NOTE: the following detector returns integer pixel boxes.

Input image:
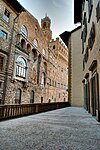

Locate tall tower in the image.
[41,14,52,42]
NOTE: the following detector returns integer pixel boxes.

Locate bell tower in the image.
[41,14,52,42]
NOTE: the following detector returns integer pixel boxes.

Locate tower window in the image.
[53,45,55,49]
[43,22,46,29]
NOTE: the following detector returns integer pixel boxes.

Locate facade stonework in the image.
[0,0,68,104]
[81,0,100,121]
[48,38,68,102]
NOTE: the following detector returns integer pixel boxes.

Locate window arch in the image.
[16,56,27,78]
[15,88,21,104]
[21,25,28,37]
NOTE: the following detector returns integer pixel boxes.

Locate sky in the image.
[17,0,79,39]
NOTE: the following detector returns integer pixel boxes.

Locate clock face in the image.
[34,39,38,49]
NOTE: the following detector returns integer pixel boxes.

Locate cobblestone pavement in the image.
[0,107,100,150]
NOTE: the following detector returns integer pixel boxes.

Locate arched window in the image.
[16,56,27,78]
[34,39,38,49]
[21,25,28,37]
[42,49,46,56]
[53,45,55,49]
[30,90,34,103]
[15,88,21,104]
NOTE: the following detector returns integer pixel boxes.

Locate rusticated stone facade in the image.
[48,38,68,102]
[0,0,68,104]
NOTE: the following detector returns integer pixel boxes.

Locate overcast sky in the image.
[17,0,79,39]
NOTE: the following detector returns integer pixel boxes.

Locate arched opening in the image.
[27,44,31,52]
[21,39,26,49]
[32,49,38,59]
[15,88,21,104]
[53,45,55,49]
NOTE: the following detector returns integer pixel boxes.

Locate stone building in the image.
[0,0,24,104]
[0,0,68,104]
[81,0,100,121]
[48,38,68,103]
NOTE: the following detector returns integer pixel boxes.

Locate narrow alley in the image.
[0,107,100,150]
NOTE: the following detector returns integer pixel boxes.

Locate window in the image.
[88,0,93,22]
[43,22,46,29]
[3,9,10,23]
[88,22,95,50]
[21,25,28,37]
[53,45,55,49]
[34,39,38,49]
[96,1,100,22]
[41,97,43,103]
[16,57,27,78]
[0,30,7,40]
[15,88,21,104]
[30,91,34,103]
[42,49,46,56]
[0,56,4,71]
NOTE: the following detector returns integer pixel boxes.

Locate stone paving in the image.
[0,107,100,150]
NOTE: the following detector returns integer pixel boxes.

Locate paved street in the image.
[0,107,100,150]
